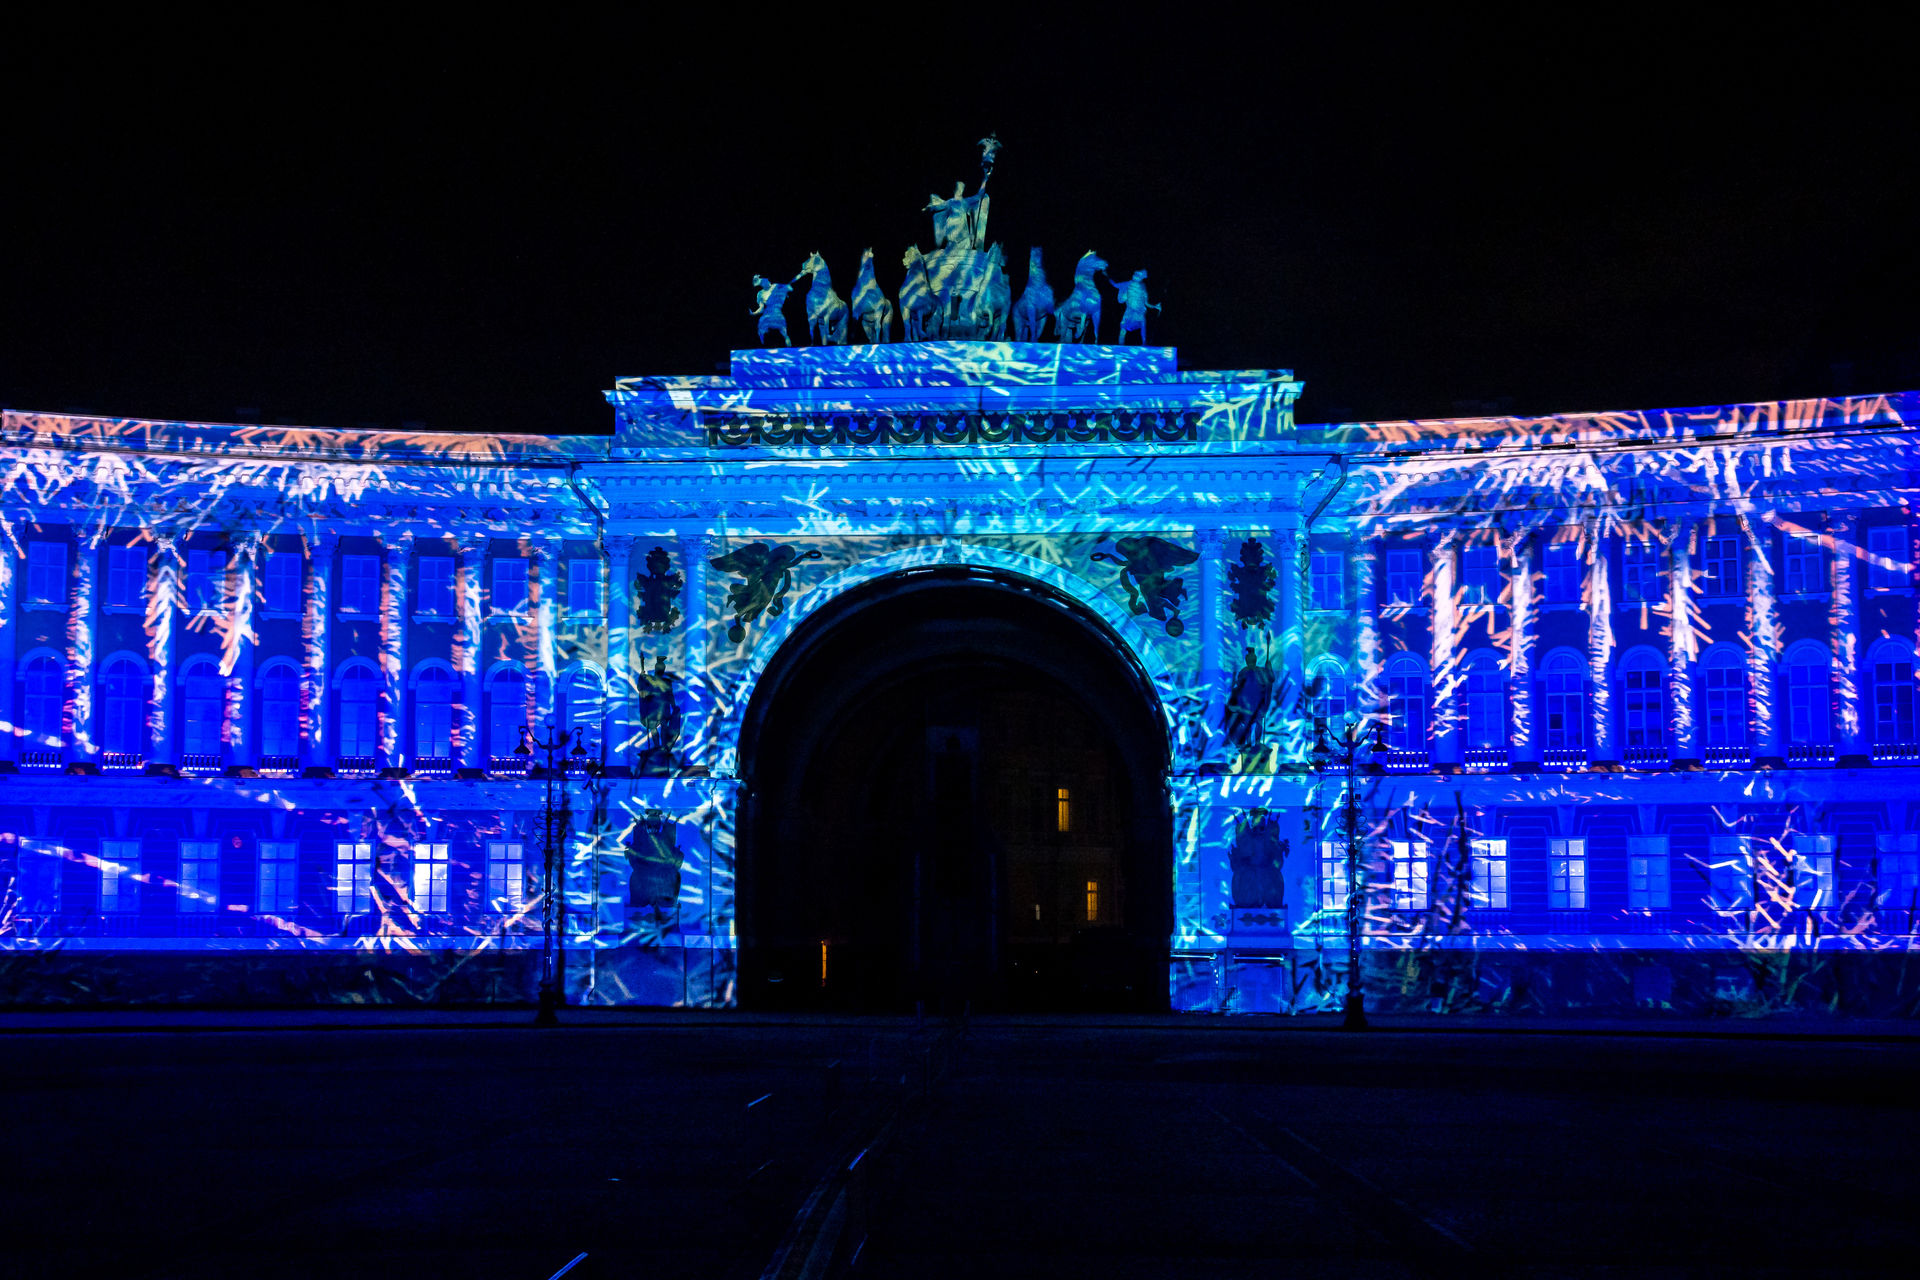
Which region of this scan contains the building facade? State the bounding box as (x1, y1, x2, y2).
(1, 353, 1917, 1015)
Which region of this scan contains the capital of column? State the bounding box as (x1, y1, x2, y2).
(384, 532, 415, 564)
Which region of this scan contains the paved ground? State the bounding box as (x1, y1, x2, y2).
(3, 1013, 1916, 1278)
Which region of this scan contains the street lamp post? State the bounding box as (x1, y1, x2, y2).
(1312, 715, 1383, 1031)
(518, 721, 587, 1027)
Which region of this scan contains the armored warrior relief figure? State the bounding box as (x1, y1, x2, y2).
(1111, 269, 1160, 344)
(751, 274, 794, 346)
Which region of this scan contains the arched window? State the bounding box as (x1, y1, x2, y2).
(1622, 649, 1666, 748)
(22, 654, 65, 746)
(489, 667, 530, 760)
(180, 657, 224, 757)
(1310, 660, 1348, 724)
(100, 656, 146, 757)
(1702, 648, 1748, 749)
(414, 665, 455, 760)
(1462, 652, 1507, 749)
(1872, 640, 1917, 746)
(335, 662, 379, 759)
(1784, 643, 1832, 745)
(557, 667, 604, 756)
(1542, 651, 1585, 752)
(1384, 656, 1427, 752)
(258, 662, 302, 760)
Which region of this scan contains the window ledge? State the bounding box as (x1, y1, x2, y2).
(21, 602, 69, 613)
(102, 603, 146, 615)
(257, 609, 301, 622)
(485, 610, 532, 623)
(411, 613, 458, 625)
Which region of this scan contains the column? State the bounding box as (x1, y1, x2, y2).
(1587, 516, 1617, 766)
(1509, 531, 1537, 768)
(379, 532, 413, 770)
(680, 531, 714, 772)
(534, 538, 560, 733)
(228, 534, 260, 768)
(1276, 528, 1303, 762)
(149, 532, 183, 767)
(455, 539, 486, 773)
(71, 534, 101, 762)
(1429, 532, 1459, 767)
(0, 539, 14, 764)
(1668, 520, 1697, 763)
(604, 534, 636, 772)
(1196, 527, 1225, 741)
(1744, 514, 1780, 763)
(1354, 527, 1380, 716)
(1829, 511, 1864, 764)
(301, 532, 337, 771)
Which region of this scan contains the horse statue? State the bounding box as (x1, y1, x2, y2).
(1053, 251, 1108, 344)
(1012, 247, 1054, 341)
(797, 252, 849, 345)
(852, 247, 894, 344)
(899, 245, 935, 341)
(750, 274, 793, 346)
(974, 243, 1011, 339)
(1112, 268, 1160, 345)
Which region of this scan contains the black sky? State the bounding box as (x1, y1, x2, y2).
(4, 10, 1915, 433)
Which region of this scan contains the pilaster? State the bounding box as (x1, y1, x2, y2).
(379, 533, 413, 769)
(0, 539, 14, 763)
(1669, 520, 1698, 762)
(302, 531, 338, 770)
(70, 533, 100, 761)
(1429, 532, 1459, 767)
(534, 538, 560, 733)
(1585, 516, 1617, 765)
(604, 534, 637, 771)
(1196, 527, 1225, 740)
(1509, 531, 1537, 767)
(455, 540, 486, 773)
(1743, 514, 1780, 762)
(149, 532, 183, 766)
(229, 535, 261, 766)
(1354, 528, 1380, 716)
(681, 530, 716, 771)
(1830, 512, 1863, 762)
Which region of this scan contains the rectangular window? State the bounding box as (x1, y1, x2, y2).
(1319, 840, 1349, 911)
(1627, 835, 1671, 909)
(1622, 539, 1661, 603)
(264, 552, 302, 613)
(178, 840, 220, 912)
(1460, 545, 1499, 604)
(1708, 836, 1754, 915)
(1388, 840, 1430, 911)
(1085, 879, 1099, 923)
(1544, 539, 1581, 604)
(1877, 834, 1920, 913)
(335, 842, 374, 914)
(340, 555, 380, 614)
(1469, 838, 1508, 910)
(106, 545, 146, 608)
(1783, 534, 1824, 595)
(258, 840, 299, 915)
(567, 558, 601, 614)
(487, 840, 527, 911)
(417, 556, 455, 616)
(1384, 548, 1421, 605)
(411, 842, 450, 914)
(1701, 533, 1742, 597)
(18, 838, 62, 914)
(187, 549, 223, 613)
(1309, 551, 1343, 610)
(492, 558, 529, 613)
(1549, 837, 1588, 909)
(1056, 788, 1071, 833)
(1791, 834, 1835, 911)
(26, 541, 66, 606)
(101, 839, 142, 913)
(1868, 526, 1910, 591)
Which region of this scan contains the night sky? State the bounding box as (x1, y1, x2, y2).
(4, 12, 1914, 434)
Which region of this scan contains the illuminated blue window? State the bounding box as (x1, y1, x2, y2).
(26, 541, 66, 606)
(101, 839, 141, 913)
(1702, 651, 1747, 748)
(1700, 533, 1742, 597)
(101, 657, 145, 757)
(1708, 836, 1754, 915)
(1460, 545, 1499, 604)
(1310, 660, 1348, 723)
(1791, 835, 1835, 911)
(1783, 534, 1824, 595)
(107, 545, 146, 608)
(418, 556, 455, 617)
(1877, 834, 1920, 912)
(187, 550, 223, 612)
(1469, 839, 1508, 910)
(1388, 840, 1430, 910)
(334, 841, 374, 915)
(1543, 653, 1585, 751)
(178, 840, 219, 913)
(340, 555, 380, 614)
(263, 552, 302, 613)
(488, 840, 527, 911)
(567, 558, 601, 614)
(1622, 650, 1666, 748)
(414, 665, 455, 759)
(1463, 654, 1506, 749)
(1784, 644, 1831, 745)
(411, 842, 450, 915)
(336, 664, 379, 759)
(493, 558, 529, 612)
(180, 657, 224, 757)
(1318, 840, 1348, 911)
(1873, 643, 1916, 745)
(1309, 551, 1342, 610)
(489, 668, 529, 759)
(558, 668, 603, 753)
(258, 841, 299, 915)
(22, 655, 64, 744)
(259, 662, 301, 759)
(1544, 541, 1581, 604)
(1627, 836, 1671, 909)
(1384, 657, 1426, 752)
(1549, 838, 1587, 909)
(1622, 539, 1661, 603)
(1384, 549, 1420, 605)
(1868, 526, 1910, 590)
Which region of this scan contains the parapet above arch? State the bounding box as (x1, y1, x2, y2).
(711, 543, 1183, 779)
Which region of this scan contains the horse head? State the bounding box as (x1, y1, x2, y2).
(800, 252, 827, 280)
(1076, 251, 1109, 280)
(1027, 247, 1045, 276)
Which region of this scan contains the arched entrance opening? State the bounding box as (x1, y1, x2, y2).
(737, 566, 1171, 1013)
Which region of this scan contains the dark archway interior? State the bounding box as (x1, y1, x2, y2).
(738, 568, 1171, 1012)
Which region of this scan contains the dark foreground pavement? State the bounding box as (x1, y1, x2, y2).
(3, 1014, 1916, 1279)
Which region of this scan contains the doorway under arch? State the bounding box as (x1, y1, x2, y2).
(736, 566, 1172, 1012)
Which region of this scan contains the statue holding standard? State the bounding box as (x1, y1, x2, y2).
(1111, 268, 1161, 345)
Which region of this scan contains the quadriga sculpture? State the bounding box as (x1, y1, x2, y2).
(797, 252, 849, 346)
(1012, 247, 1054, 341)
(853, 248, 894, 344)
(1053, 251, 1108, 344)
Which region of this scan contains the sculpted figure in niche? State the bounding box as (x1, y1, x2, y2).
(635, 656, 682, 774)
(711, 541, 824, 642)
(624, 810, 682, 922)
(1227, 538, 1275, 628)
(1229, 809, 1289, 910)
(1222, 646, 1276, 750)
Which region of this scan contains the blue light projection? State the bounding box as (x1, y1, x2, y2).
(2, 145, 1918, 1017)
